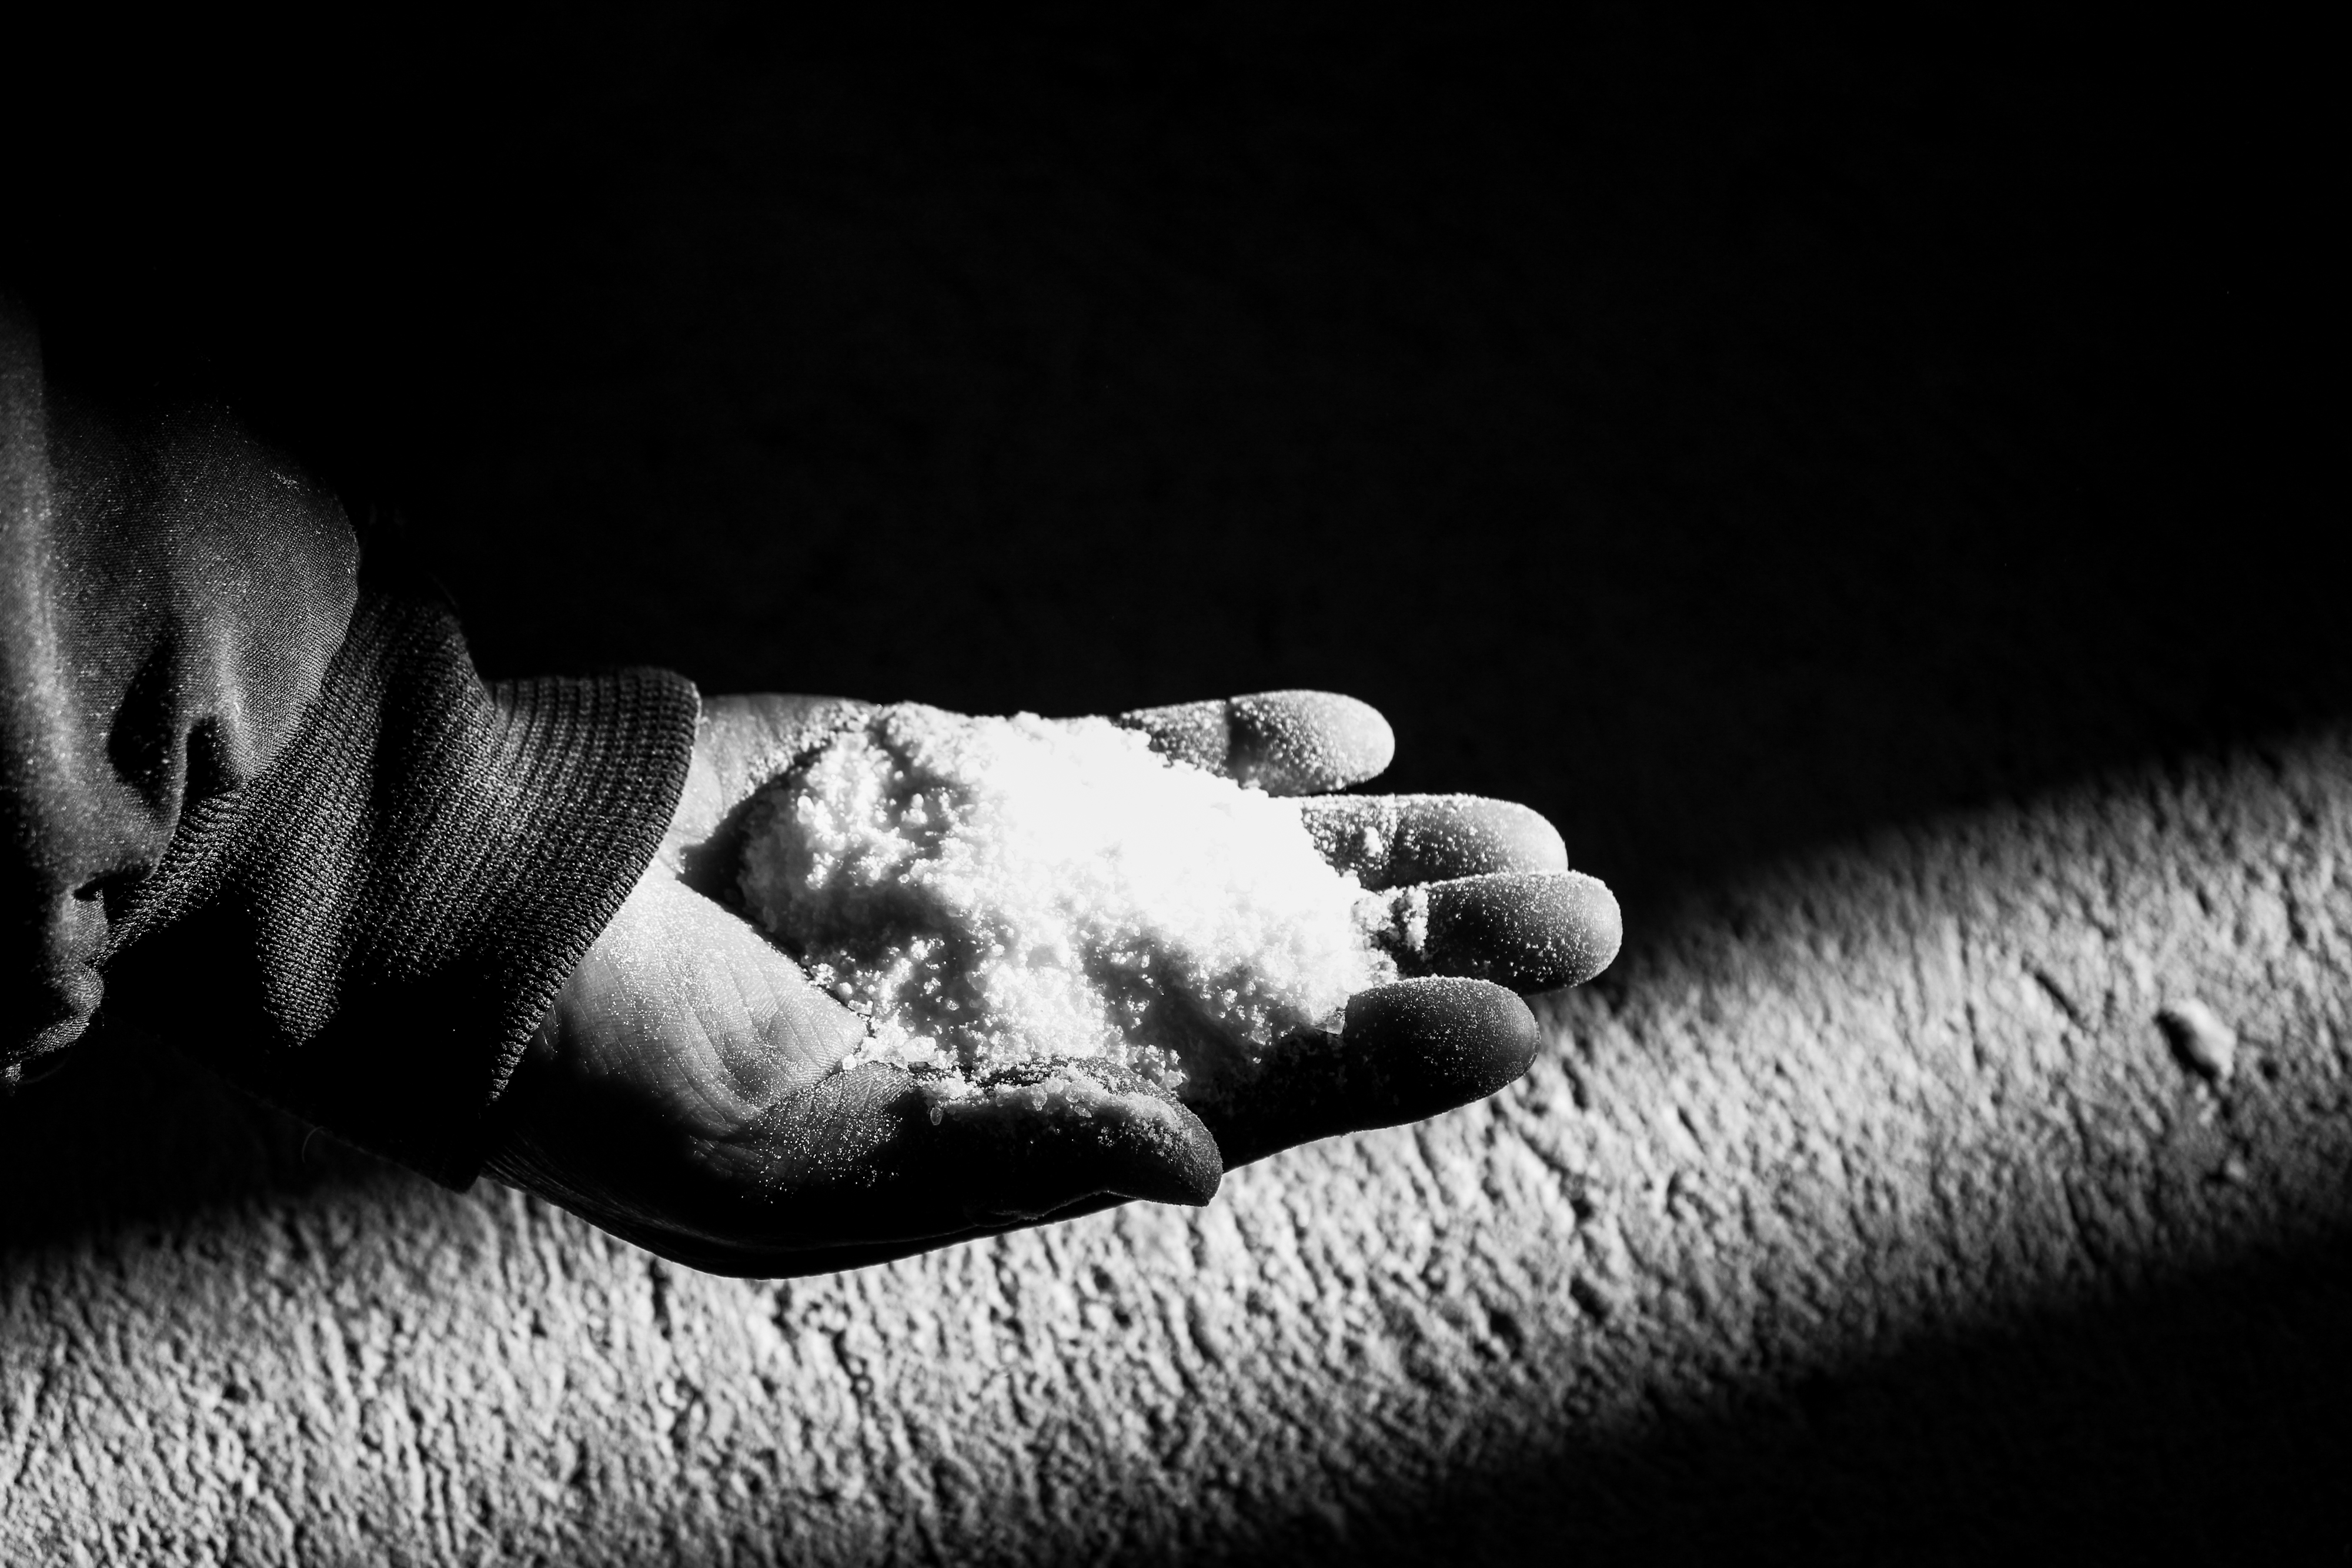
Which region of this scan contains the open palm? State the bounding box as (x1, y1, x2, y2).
(485, 691, 1620, 1276)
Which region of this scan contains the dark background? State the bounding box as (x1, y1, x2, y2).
(14, 8, 2334, 924)
(7, 8, 2343, 1560)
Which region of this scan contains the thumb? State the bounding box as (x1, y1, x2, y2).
(931, 1059, 1224, 1220)
(729, 1059, 1222, 1251)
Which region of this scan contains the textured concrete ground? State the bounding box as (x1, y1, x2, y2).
(8, 730, 2350, 1563)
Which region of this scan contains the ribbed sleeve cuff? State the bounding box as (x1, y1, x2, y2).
(477, 670, 704, 1106)
(103, 589, 700, 1188)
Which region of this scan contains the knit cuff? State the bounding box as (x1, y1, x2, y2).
(103, 590, 700, 1188)
(478, 669, 705, 1105)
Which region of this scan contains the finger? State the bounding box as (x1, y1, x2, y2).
(1299, 794, 1568, 889)
(1114, 690, 1395, 794)
(1375, 870, 1623, 992)
(930, 1059, 1224, 1219)
(705, 1058, 1222, 1256)
(1194, 976, 1539, 1166)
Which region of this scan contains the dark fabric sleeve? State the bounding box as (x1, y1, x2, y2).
(100, 590, 699, 1186)
(2, 295, 701, 1188)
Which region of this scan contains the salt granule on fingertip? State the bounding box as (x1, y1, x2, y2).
(2158, 997, 2236, 1083)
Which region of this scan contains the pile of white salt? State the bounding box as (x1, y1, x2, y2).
(738, 703, 1408, 1094)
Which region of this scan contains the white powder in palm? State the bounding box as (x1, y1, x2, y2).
(738, 704, 1406, 1094)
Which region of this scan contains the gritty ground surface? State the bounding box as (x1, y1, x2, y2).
(8, 732, 2350, 1564)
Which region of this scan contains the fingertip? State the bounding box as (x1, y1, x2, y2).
(1569, 871, 1624, 981)
(1302, 794, 1569, 887)
(938, 1062, 1224, 1216)
(1342, 976, 1541, 1118)
(1195, 977, 1542, 1164)
(1414, 870, 1622, 992)
(1505, 804, 1571, 876)
(1229, 690, 1395, 793)
(1113, 1107, 1224, 1205)
(1115, 690, 1395, 794)
(1039, 1059, 1222, 1205)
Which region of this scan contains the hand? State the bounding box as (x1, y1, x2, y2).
(484, 692, 1621, 1276)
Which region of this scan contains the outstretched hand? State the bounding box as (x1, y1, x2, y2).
(484, 692, 1621, 1276)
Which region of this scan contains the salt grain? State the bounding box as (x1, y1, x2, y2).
(739, 704, 1405, 1092)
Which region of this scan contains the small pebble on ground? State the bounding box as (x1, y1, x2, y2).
(2157, 997, 2236, 1084)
